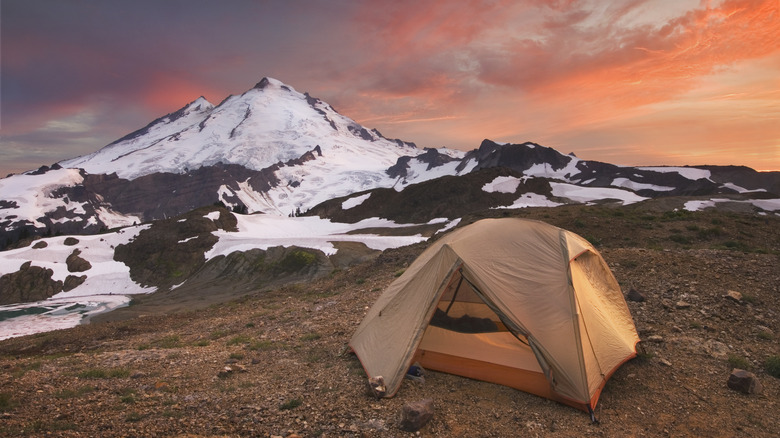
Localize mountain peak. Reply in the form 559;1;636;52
253;77;287;90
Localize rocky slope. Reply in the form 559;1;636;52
0;205;777;437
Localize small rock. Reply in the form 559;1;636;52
675;301;691;309
365;418;387;431
32;241;48;249
725;290;743;303
368;376;386;398
63;237;79;246
218;366;233;379
704;339;729;359
658;358;672;367
626;288;646;302
727;369;762;394
400;399;434;432
647;335;664;343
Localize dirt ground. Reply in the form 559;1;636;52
0;207;778;437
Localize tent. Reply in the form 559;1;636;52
349;218;639;415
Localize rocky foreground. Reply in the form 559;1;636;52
0;206;778;437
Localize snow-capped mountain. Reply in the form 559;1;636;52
1;77;779;250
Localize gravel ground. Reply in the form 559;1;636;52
1;212;778;437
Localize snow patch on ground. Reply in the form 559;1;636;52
612;178;675;192
483;176;523;194
206;215;428;259
685;198;780;212
720;182;767;193
551;182;648;205
639;167;711;181
498;193;563;209
342;193;371;210
0;224;153;340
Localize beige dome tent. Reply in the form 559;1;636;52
350;218;639;416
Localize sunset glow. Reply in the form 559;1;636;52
2;0;778;175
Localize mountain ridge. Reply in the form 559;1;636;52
1;77;778;251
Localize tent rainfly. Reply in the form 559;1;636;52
350;218;640;417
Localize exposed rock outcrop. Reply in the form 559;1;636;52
0;261;62;305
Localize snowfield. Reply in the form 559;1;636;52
0;214;439;340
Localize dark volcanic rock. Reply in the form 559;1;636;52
0;261;63;305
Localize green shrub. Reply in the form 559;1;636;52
154;335;182;349
55;386;94;399
0;392;16;411
227;335;252;346
728;354;751;370
77;367;130;379
300;333;321;342
766;355;780;378
279;398;302;410
669;234;692;245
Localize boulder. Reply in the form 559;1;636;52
400;399;434;432
0;261;63;305
63;274;87;292
727;369;762;394
63;237;80;246
66;249;92;272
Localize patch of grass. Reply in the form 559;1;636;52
54;385;94;399
300;333;321;342
766;355;780;378
394;269;406;277
229;352;245;360
279;398;302;410
210;329;229;340
245;322;255;328
355;278;366;285
10;360;43;378
276;249;317;273
24;420;77;433
248;340;276;351
757;331;774;341
697;227;723;239
227;335;252;346
77;367;130;379
0;392;16;411
154;335;182;349
125;411;146;422
740;293;757;305
669;234;692;245
195;339;210;347
305;347;328;364
160;409;184;419
137;343;151;351
728;354;751;370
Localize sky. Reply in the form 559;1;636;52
1;0;779;177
